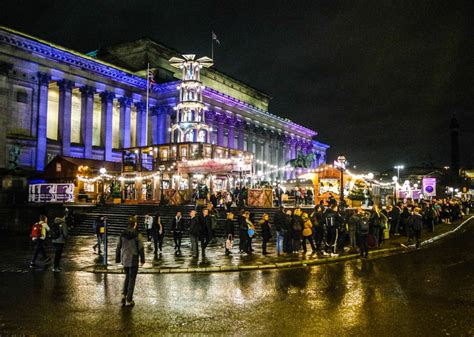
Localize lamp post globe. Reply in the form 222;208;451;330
337;155;347;207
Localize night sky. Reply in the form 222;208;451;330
1;0;472;171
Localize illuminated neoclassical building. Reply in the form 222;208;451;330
0;26;329;187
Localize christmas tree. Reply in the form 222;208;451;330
348;179;366;201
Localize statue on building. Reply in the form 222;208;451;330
286;150;316;169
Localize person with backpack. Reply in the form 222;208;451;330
347;210;359;251
93;215;105;254
355;208;370;258
188;210;201;258
51;216;68;272
259;213;271;255
171;211;184;256
115;219;145;307
238;209;248;254
30;214;50;268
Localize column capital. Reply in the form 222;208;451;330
216;113;227;124
235;120;245;129
288;137;298;145
57;79;74;92
37;72;51;85
100;91;115;103
79;85;96;97
205;110;216;121
135;102;146;113
226;116;237;127
118;96;133;107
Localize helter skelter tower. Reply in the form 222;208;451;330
169;54;213;143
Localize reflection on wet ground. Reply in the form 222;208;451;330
0;219;473;336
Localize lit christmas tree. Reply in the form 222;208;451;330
348;179;366;201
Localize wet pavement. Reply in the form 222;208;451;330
0;218;473;336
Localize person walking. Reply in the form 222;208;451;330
144;214;154;242
115;219;145;307
51;216;68;272
93;215;105;254
152;213;164;257
273;206;286;255
200;209;213;257
30;215;50;268
301;213;317;255
259;213;272;255
224;212;235;255
188;210;201;258
171;211;184;255
238;210;248;253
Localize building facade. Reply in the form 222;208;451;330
0;26;329;183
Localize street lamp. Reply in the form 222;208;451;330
159;164;165;205
337;155;347;207
394;165;404;180
392;176;398;204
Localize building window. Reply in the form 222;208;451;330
16;91;28;103
56;163;62;172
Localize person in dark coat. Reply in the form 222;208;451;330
171;211;184;256
188;210;201;258
259;213;272;255
368;205;385;248
407;207;423;248
200;209;213;257
115;220;145;307
291;208;304;253
51;216;68;272
284;209;293;253
151;213;164;258
238;209;248;253
224;212;235;255
355;208;370;258
273;206;286;255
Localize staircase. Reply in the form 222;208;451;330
70;204;299;237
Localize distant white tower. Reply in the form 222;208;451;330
169;54;213;143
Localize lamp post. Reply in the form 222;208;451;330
159;164;165;205
394;165;404;180
337;155;347;207
392;176;398;205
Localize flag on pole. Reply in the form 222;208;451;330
147;68;155;88
212;31;220;45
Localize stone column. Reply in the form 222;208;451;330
227;117;236;149
80;85;95;158
157;106;167;144
0;63;12;169
118;96;132;148
205;111;216;144
236;120;245;150
150;106;159;144
135;102;147;147
35;72;50;170
100;91;114;161
216;114;226;146
57;79;74;156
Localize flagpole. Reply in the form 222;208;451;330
211;32;214;61
145;62;149;145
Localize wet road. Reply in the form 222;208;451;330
1;219;473;336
